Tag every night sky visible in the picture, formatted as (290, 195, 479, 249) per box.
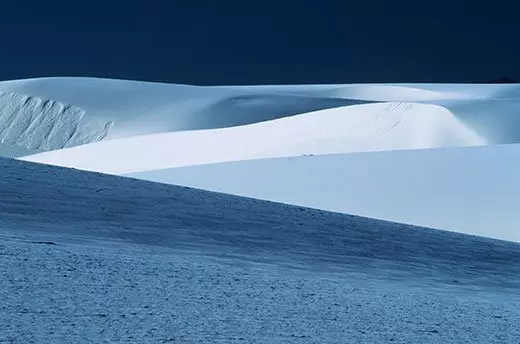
(0, 1, 518, 85)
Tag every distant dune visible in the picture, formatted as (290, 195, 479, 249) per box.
(1, 77, 518, 241)
(21, 101, 486, 174)
(129, 145, 520, 242)
(2, 77, 520, 341)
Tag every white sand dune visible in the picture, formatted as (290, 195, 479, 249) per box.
(0, 78, 516, 153)
(2, 77, 520, 342)
(2, 78, 520, 341)
(21, 101, 487, 174)
(2, 77, 519, 242)
(0, 92, 112, 157)
(129, 144, 520, 242)
(2, 157, 520, 342)
(0, 77, 518, 160)
(0, 78, 370, 143)
(429, 98, 520, 144)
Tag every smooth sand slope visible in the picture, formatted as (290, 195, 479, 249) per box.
(0, 77, 372, 150)
(1, 158, 520, 342)
(22, 101, 487, 173)
(2, 77, 519, 241)
(129, 144, 520, 242)
(0, 77, 519, 159)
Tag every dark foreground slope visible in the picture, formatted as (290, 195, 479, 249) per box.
(1, 158, 519, 343)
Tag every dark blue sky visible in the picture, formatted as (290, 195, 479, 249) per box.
(0, 1, 518, 85)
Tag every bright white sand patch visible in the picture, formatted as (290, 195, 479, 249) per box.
(21, 102, 486, 174)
